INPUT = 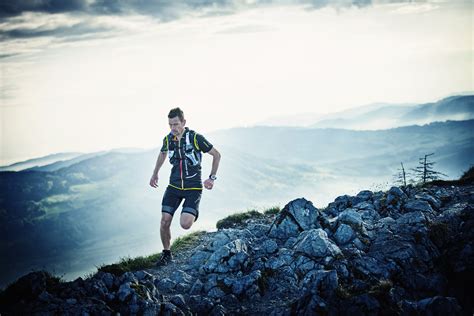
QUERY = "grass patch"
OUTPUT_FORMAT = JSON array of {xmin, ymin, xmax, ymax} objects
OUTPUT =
[
  {"xmin": 97, "ymin": 230, "xmax": 206, "ymax": 276},
  {"xmin": 263, "ymin": 206, "xmax": 281, "ymax": 216},
  {"xmin": 170, "ymin": 230, "xmax": 206, "ymax": 253},
  {"xmin": 97, "ymin": 254, "xmax": 161, "ymax": 276},
  {"xmin": 216, "ymin": 210, "xmax": 264, "ymax": 229}
]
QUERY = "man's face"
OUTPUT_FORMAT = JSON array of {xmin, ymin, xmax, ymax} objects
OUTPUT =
[{"xmin": 169, "ymin": 116, "xmax": 186, "ymax": 136}]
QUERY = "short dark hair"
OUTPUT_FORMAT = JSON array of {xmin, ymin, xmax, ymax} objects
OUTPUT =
[{"xmin": 168, "ymin": 107, "xmax": 185, "ymax": 122}]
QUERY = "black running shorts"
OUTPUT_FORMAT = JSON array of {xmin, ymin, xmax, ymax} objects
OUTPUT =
[{"xmin": 161, "ymin": 186, "xmax": 202, "ymax": 220}]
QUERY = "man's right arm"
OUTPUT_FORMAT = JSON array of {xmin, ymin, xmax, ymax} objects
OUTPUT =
[{"xmin": 150, "ymin": 151, "xmax": 167, "ymax": 188}]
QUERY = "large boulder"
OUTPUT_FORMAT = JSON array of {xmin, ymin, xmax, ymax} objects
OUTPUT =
[
  {"xmin": 202, "ymin": 239, "xmax": 250, "ymax": 273},
  {"xmin": 293, "ymin": 229, "xmax": 342, "ymax": 261},
  {"xmin": 268, "ymin": 198, "xmax": 321, "ymax": 239}
]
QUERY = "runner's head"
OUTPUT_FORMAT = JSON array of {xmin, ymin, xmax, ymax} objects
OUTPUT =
[{"xmin": 168, "ymin": 107, "xmax": 186, "ymax": 136}]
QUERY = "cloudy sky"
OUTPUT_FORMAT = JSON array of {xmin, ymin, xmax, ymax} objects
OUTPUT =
[{"xmin": 0, "ymin": 0, "xmax": 472, "ymax": 165}]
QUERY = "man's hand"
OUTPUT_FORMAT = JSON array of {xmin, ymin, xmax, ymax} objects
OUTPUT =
[
  {"xmin": 150, "ymin": 174, "xmax": 159, "ymax": 188},
  {"xmin": 203, "ymin": 178, "xmax": 214, "ymax": 190}
]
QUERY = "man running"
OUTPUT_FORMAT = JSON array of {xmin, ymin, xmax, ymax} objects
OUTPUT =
[{"xmin": 149, "ymin": 107, "xmax": 221, "ymax": 266}]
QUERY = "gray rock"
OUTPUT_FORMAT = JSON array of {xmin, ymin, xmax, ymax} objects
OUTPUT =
[
  {"xmin": 338, "ymin": 209, "xmax": 364, "ymax": 229},
  {"xmin": 293, "ymin": 229, "xmax": 342, "ymax": 260},
  {"xmin": 204, "ymin": 274, "xmax": 218, "ymax": 292},
  {"xmin": 353, "ymin": 256, "xmax": 391, "ymax": 279},
  {"xmin": 356, "ymin": 190, "xmax": 373, "ymax": 201},
  {"xmin": 161, "ymin": 302, "xmax": 184, "ymax": 316},
  {"xmin": 417, "ymin": 296, "xmax": 462, "ymax": 315},
  {"xmin": 157, "ymin": 278, "xmax": 176, "ymax": 291},
  {"xmin": 170, "ymin": 294, "xmax": 187, "ymax": 309},
  {"xmin": 227, "ymin": 251, "xmax": 249, "ymax": 271},
  {"xmin": 247, "ymin": 223, "xmax": 271, "ymax": 238},
  {"xmin": 291, "ymin": 255, "xmax": 322, "ymax": 279},
  {"xmin": 208, "ymin": 287, "xmax": 226, "ymax": 299},
  {"xmin": 210, "ymin": 304, "xmax": 227, "ymax": 316},
  {"xmin": 334, "ymin": 223, "xmax": 355, "ymax": 245},
  {"xmin": 387, "ymin": 187, "xmax": 408, "ymax": 204},
  {"xmin": 203, "ymin": 239, "xmax": 249, "ymax": 273},
  {"xmin": 189, "ymin": 279, "xmax": 203, "ymax": 295},
  {"xmin": 207, "ymin": 232, "xmax": 231, "ymax": 251},
  {"xmin": 38, "ymin": 290, "xmax": 53, "ymax": 302},
  {"xmin": 189, "ymin": 250, "xmax": 211, "ymax": 267},
  {"xmin": 134, "ymin": 271, "xmax": 153, "ymax": 282},
  {"xmin": 350, "ymin": 293, "xmax": 380, "ymax": 315},
  {"xmin": 261, "ymin": 239, "xmax": 278, "ymax": 254},
  {"xmin": 119, "ymin": 271, "xmax": 138, "ymax": 285},
  {"xmin": 399, "ymin": 300, "xmax": 418, "ymax": 315},
  {"xmin": 188, "ymin": 295, "xmax": 214, "ymax": 314},
  {"xmin": 142, "ymin": 302, "xmax": 161, "ymax": 316},
  {"xmin": 268, "ymin": 198, "xmax": 321, "ymax": 239},
  {"xmin": 117, "ymin": 282, "xmax": 133, "ymax": 302},
  {"xmin": 415, "ymin": 192, "xmax": 442, "ymax": 210},
  {"xmin": 223, "ymin": 270, "xmax": 262, "ymax": 296},
  {"xmin": 129, "ymin": 303, "xmax": 140, "ymax": 314},
  {"xmin": 404, "ymin": 199, "xmax": 434, "ymax": 216},
  {"xmin": 283, "ymin": 236, "xmax": 297, "ymax": 248},
  {"xmin": 355, "ymin": 202, "xmax": 381, "ymax": 222},
  {"xmin": 170, "ymin": 270, "xmax": 192, "ymax": 285},
  {"xmin": 396, "ymin": 211, "xmax": 429, "ymax": 234},
  {"xmin": 221, "ymin": 293, "xmax": 239, "ymax": 305},
  {"xmin": 265, "ymin": 248, "xmax": 294, "ymax": 271},
  {"xmin": 369, "ymin": 237, "xmax": 418, "ymax": 269},
  {"xmin": 327, "ymin": 195, "xmax": 352, "ymax": 217},
  {"xmin": 301, "ymin": 270, "xmax": 338, "ymax": 298}
]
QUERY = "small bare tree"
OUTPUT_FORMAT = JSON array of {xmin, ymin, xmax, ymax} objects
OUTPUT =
[
  {"xmin": 393, "ymin": 162, "xmax": 408, "ymax": 187},
  {"xmin": 411, "ymin": 153, "xmax": 447, "ymax": 184}
]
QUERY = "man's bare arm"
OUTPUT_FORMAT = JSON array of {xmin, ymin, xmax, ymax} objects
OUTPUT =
[
  {"xmin": 150, "ymin": 152, "xmax": 167, "ymax": 188},
  {"xmin": 203, "ymin": 147, "xmax": 221, "ymax": 190},
  {"xmin": 208, "ymin": 147, "xmax": 221, "ymax": 176}
]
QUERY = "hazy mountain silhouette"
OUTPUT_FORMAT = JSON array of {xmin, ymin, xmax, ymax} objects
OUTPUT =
[
  {"xmin": 0, "ymin": 152, "xmax": 83, "ymax": 172},
  {"xmin": 257, "ymin": 95, "xmax": 473, "ymax": 130}
]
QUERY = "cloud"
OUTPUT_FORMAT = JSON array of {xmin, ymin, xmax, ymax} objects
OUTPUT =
[
  {"xmin": 0, "ymin": 0, "xmax": 88, "ymax": 18},
  {"xmin": 1, "ymin": 0, "xmax": 430, "ymax": 20},
  {"xmin": 0, "ymin": 22, "xmax": 111, "ymax": 40},
  {"xmin": 0, "ymin": 0, "xmax": 441, "ymax": 58}
]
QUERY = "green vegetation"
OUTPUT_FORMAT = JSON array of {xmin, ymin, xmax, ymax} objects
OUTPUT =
[
  {"xmin": 97, "ymin": 230, "xmax": 206, "ymax": 276},
  {"xmin": 170, "ymin": 230, "xmax": 206, "ymax": 253},
  {"xmin": 216, "ymin": 210, "xmax": 264, "ymax": 229},
  {"xmin": 97, "ymin": 254, "xmax": 161, "ymax": 276},
  {"xmin": 263, "ymin": 206, "xmax": 281, "ymax": 216}
]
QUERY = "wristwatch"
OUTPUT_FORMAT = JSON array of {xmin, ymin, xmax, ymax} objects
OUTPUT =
[{"xmin": 209, "ymin": 174, "xmax": 217, "ymax": 181}]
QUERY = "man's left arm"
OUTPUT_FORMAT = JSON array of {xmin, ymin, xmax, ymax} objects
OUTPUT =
[{"xmin": 204, "ymin": 147, "xmax": 221, "ymax": 190}]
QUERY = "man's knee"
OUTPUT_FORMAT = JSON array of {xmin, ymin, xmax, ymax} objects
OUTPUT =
[
  {"xmin": 161, "ymin": 212, "xmax": 173, "ymax": 228},
  {"xmin": 180, "ymin": 213, "xmax": 195, "ymax": 230},
  {"xmin": 180, "ymin": 221, "xmax": 192, "ymax": 230}
]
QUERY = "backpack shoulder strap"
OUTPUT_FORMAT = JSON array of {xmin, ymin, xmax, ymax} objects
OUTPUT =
[{"xmin": 186, "ymin": 129, "xmax": 200, "ymax": 151}]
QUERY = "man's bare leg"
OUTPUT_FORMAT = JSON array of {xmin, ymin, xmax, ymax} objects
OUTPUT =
[
  {"xmin": 180, "ymin": 212, "xmax": 195, "ymax": 230},
  {"xmin": 160, "ymin": 212, "xmax": 173, "ymax": 250}
]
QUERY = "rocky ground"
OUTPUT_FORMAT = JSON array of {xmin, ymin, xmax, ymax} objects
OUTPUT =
[{"xmin": 1, "ymin": 180, "xmax": 473, "ymax": 315}]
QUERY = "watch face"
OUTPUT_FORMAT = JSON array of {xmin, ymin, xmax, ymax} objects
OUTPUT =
[{"xmin": 210, "ymin": 175, "xmax": 217, "ymax": 180}]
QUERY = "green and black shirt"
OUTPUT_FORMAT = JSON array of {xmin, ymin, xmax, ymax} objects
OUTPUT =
[{"xmin": 160, "ymin": 127, "xmax": 213, "ymax": 190}]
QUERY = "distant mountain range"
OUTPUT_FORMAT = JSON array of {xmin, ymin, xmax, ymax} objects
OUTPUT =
[
  {"xmin": 0, "ymin": 152, "xmax": 84, "ymax": 172},
  {"xmin": 0, "ymin": 148, "xmax": 148, "ymax": 172},
  {"xmin": 257, "ymin": 95, "xmax": 474, "ymax": 130}
]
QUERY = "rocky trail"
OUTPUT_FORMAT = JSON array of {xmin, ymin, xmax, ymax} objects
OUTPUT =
[{"xmin": 1, "ymin": 181, "xmax": 473, "ymax": 315}]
